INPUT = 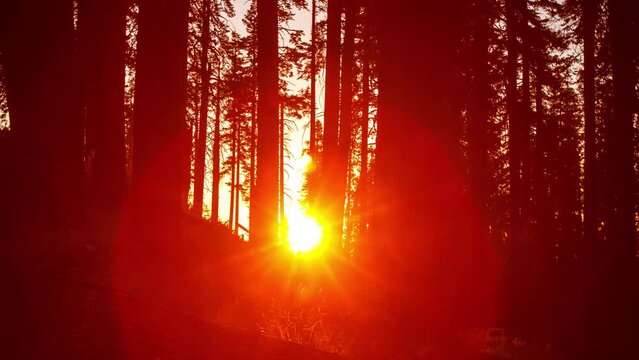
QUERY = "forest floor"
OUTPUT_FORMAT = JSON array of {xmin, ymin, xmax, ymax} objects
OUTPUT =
[
  {"xmin": 1, "ymin": 219, "xmax": 556, "ymax": 360},
  {"xmin": 1, "ymin": 220, "xmax": 342, "ymax": 359}
]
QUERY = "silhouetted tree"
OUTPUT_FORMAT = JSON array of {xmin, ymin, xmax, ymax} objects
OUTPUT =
[
  {"xmin": 132, "ymin": 0, "xmax": 189, "ymax": 210},
  {"xmin": 320, "ymin": 0, "xmax": 342, "ymax": 250},
  {"xmin": 189, "ymin": 0, "xmax": 234, "ymax": 220},
  {"xmin": 3, "ymin": 0, "xmax": 84, "ymax": 228},
  {"xmin": 336, "ymin": 0, "xmax": 356, "ymax": 246},
  {"xmin": 354, "ymin": 1, "xmax": 376, "ymax": 248},
  {"xmin": 251, "ymin": 0, "xmax": 280, "ymax": 245},
  {"xmin": 367, "ymin": 1, "xmax": 495, "ymax": 357},
  {"xmin": 582, "ymin": 0, "xmax": 598, "ymax": 248},
  {"xmin": 466, "ymin": 0, "xmax": 494, "ymax": 225},
  {"xmin": 594, "ymin": 0, "xmax": 639, "ymax": 358},
  {"xmin": 79, "ymin": 0, "xmax": 128, "ymax": 212},
  {"xmin": 192, "ymin": 0, "xmax": 212, "ymax": 216},
  {"xmin": 505, "ymin": 0, "xmax": 523, "ymax": 244}
]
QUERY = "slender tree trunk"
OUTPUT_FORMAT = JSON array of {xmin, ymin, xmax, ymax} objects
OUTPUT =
[
  {"xmin": 465, "ymin": 1, "xmax": 500, "ymax": 332},
  {"xmin": 250, "ymin": 55, "xmax": 258, "ymax": 198},
  {"xmin": 518, "ymin": 2, "xmax": 539, "ymax": 340},
  {"xmin": 358, "ymin": 3, "xmax": 370, "ymax": 237},
  {"xmin": 506, "ymin": 0, "xmax": 521, "ymax": 241},
  {"xmin": 193, "ymin": 1, "xmax": 211, "ymax": 216},
  {"xmin": 230, "ymin": 117, "xmax": 237, "ymax": 231},
  {"xmin": 279, "ymin": 104, "xmax": 285, "ymax": 234},
  {"xmin": 520, "ymin": 3, "xmax": 531, "ymax": 233},
  {"xmin": 250, "ymin": 91, "xmax": 257, "ymax": 194},
  {"xmin": 309, "ymin": 0, "xmax": 317, "ymax": 159},
  {"xmin": 505, "ymin": 0, "xmax": 523, "ymax": 335},
  {"xmin": 335, "ymin": 0, "xmax": 356, "ymax": 247},
  {"xmin": 321, "ymin": 0, "xmax": 342, "ymax": 249},
  {"xmin": 582, "ymin": 0, "xmax": 597, "ymax": 247},
  {"xmin": 533, "ymin": 64, "xmax": 549, "ymax": 242},
  {"xmin": 234, "ymin": 119, "xmax": 241, "ymax": 231},
  {"xmin": 250, "ymin": 0, "xmax": 279, "ymax": 245},
  {"xmin": 579, "ymin": 4, "xmax": 599, "ymax": 354},
  {"xmin": 211, "ymin": 67, "xmax": 221, "ymax": 222},
  {"xmin": 467, "ymin": 0, "xmax": 490, "ymax": 218},
  {"xmin": 307, "ymin": 0, "xmax": 318, "ymax": 207}
]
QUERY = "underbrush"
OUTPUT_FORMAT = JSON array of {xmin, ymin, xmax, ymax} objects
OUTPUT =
[
  {"xmin": 257, "ymin": 286, "xmax": 350, "ymax": 356},
  {"xmin": 463, "ymin": 328, "xmax": 556, "ymax": 360}
]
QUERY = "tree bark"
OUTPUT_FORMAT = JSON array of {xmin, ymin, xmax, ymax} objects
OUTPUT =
[
  {"xmin": 335, "ymin": 0, "xmax": 356, "ymax": 247},
  {"xmin": 607, "ymin": 0, "xmax": 636, "ymax": 266},
  {"xmin": 368, "ymin": 0, "xmax": 494, "ymax": 351},
  {"xmin": 467, "ymin": 0, "xmax": 491, "ymax": 219},
  {"xmin": 599, "ymin": 1, "xmax": 639, "ymax": 357},
  {"xmin": 79, "ymin": 0, "xmax": 128, "ymax": 212},
  {"xmin": 279, "ymin": 104, "xmax": 285, "ymax": 235},
  {"xmin": 504, "ymin": 0, "xmax": 523, "ymax": 335},
  {"xmin": 520, "ymin": 1, "xmax": 531, "ymax": 233},
  {"xmin": 3, "ymin": 0, "xmax": 84, "ymax": 228},
  {"xmin": 250, "ymin": 0, "xmax": 279, "ymax": 245},
  {"xmin": 320, "ymin": 0, "xmax": 342, "ymax": 249},
  {"xmin": 307, "ymin": 0, "xmax": 318, "ymax": 207},
  {"xmin": 211, "ymin": 66, "xmax": 222, "ymax": 222},
  {"xmin": 132, "ymin": 0, "xmax": 189, "ymax": 211},
  {"xmin": 309, "ymin": 0, "xmax": 317, "ymax": 159},
  {"xmin": 582, "ymin": 0, "xmax": 597, "ymax": 246},
  {"xmin": 230, "ymin": 113, "xmax": 237, "ymax": 231},
  {"xmin": 358, "ymin": 3, "xmax": 371, "ymax": 237},
  {"xmin": 506, "ymin": 0, "xmax": 521, "ymax": 243},
  {"xmin": 193, "ymin": 0, "xmax": 211, "ymax": 217}
]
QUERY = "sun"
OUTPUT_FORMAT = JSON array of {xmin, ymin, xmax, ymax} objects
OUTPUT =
[
  {"xmin": 282, "ymin": 153, "xmax": 323, "ymax": 254},
  {"xmin": 287, "ymin": 211, "xmax": 323, "ymax": 254}
]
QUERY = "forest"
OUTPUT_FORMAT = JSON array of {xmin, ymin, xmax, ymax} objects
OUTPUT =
[{"xmin": 0, "ymin": 0, "xmax": 637, "ymax": 359}]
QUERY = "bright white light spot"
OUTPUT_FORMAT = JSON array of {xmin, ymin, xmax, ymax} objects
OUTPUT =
[{"xmin": 287, "ymin": 211, "xmax": 323, "ymax": 254}]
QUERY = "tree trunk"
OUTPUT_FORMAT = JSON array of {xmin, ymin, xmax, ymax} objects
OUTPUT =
[
  {"xmin": 3, "ymin": 0, "xmax": 84, "ymax": 228},
  {"xmin": 582, "ymin": 0, "xmax": 597, "ymax": 247},
  {"xmin": 599, "ymin": 1, "xmax": 639, "ymax": 357},
  {"xmin": 358, "ymin": 3, "xmax": 371, "ymax": 238},
  {"xmin": 132, "ymin": 0, "xmax": 189, "ymax": 211},
  {"xmin": 193, "ymin": 1, "xmax": 211, "ymax": 217},
  {"xmin": 506, "ymin": 0, "xmax": 521, "ymax": 243},
  {"xmin": 309, "ymin": 0, "xmax": 317, "ymax": 159},
  {"xmin": 79, "ymin": 0, "xmax": 128, "ymax": 213},
  {"xmin": 211, "ymin": 66, "xmax": 222, "ymax": 222},
  {"xmin": 321, "ymin": 0, "xmax": 342, "ymax": 249},
  {"xmin": 369, "ymin": 0, "xmax": 494, "ymax": 352},
  {"xmin": 504, "ymin": 0, "xmax": 523, "ymax": 335},
  {"xmin": 249, "ymin": 91, "xmax": 257, "ymax": 202},
  {"xmin": 607, "ymin": 0, "xmax": 636, "ymax": 264},
  {"xmin": 533, "ymin": 64, "xmax": 550, "ymax": 244},
  {"xmin": 250, "ymin": 0, "xmax": 279, "ymax": 245},
  {"xmin": 230, "ymin": 116, "xmax": 237, "ymax": 231},
  {"xmin": 307, "ymin": 0, "xmax": 318, "ymax": 206},
  {"xmin": 335, "ymin": 0, "xmax": 356, "ymax": 247},
  {"xmin": 234, "ymin": 117, "xmax": 241, "ymax": 231},
  {"xmin": 520, "ymin": 1, "xmax": 531, "ymax": 236},
  {"xmin": 579, "ymin": 3, "xmax": 599, "ymax": 354},
  {"xmin": 279, "ymin": 104, "xmax": 285, "ymax": 236},
  {"xmin": 467, "ymin": 0, "xmax": 491, "ymax": 220}
]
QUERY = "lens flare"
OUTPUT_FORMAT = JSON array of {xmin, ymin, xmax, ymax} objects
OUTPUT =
[
  {"xmin": 282, "ymin": 154, "xmax": 323, "ymax": 254},
  {"xmin": 287, "ymin": 211, "xmax": 323, "ymax": 253}
]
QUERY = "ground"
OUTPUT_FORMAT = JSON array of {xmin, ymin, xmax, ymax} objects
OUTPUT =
[{"xmin": 1, "ymin": 221, "xmax": 340, "ymax": 359}]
